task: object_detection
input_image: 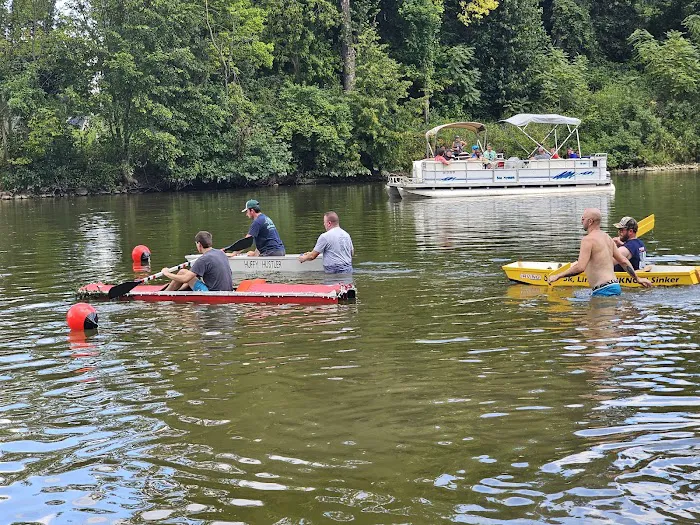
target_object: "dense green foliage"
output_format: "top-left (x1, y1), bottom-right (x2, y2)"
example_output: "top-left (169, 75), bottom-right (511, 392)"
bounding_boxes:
top-left (1, 0), bottom-right (699, 193)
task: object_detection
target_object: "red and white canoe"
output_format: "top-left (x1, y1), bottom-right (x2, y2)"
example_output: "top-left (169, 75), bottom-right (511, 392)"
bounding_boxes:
top-left (78, 279), bottom-right (356, 304)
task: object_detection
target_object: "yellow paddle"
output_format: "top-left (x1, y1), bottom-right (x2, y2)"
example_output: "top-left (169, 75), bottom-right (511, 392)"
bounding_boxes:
top-left (636, 214), bottom-right (654, 237)
top-left (547, 214), bottom-right (655, 285)
top-left (547, 262), bottom-right (571, 285)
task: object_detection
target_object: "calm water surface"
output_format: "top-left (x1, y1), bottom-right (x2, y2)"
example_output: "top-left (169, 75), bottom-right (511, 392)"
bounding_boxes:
top-left (1, 172), bottom-right (699, 524)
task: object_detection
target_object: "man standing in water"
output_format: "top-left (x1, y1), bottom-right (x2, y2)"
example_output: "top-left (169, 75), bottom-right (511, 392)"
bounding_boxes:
top-left (549, 208), bottom-right (652, 296)
top-left (299, 211), bottom-right (354, 273)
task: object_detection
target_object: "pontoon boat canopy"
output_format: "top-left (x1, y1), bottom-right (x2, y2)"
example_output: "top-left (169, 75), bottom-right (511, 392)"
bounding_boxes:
top-left (426, 122), bottom-right (486, 139)
top-left (501, 114), bottom-right (581, 127)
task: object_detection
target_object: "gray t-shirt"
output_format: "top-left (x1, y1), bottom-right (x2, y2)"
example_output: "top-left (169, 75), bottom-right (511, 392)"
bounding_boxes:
top-left (191, 249), bottom-right (233, 291)
top-left (313, 226), bottom-right (353, 273)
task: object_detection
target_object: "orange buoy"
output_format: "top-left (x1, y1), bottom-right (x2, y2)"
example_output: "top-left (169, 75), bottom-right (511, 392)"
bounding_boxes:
top-left (66, 303), bottom-right (98, 331)
top-left (131, 245), bottom-right (151, 263)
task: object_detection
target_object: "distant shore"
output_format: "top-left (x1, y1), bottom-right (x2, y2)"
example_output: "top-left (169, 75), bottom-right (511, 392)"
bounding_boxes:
top-left (2, 165), bottom-right (699, 199)
top-left (612, 163), bottom-right (700, 174)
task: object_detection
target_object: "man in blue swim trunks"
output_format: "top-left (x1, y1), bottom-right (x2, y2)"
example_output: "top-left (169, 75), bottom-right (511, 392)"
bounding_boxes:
top-left (162, 231), bottom-right (233, 291)
top-left (549, 208), bottom-right (652, 296)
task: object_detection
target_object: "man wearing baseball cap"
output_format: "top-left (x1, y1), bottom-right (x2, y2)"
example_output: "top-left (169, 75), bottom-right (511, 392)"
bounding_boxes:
top-left (612, 216), bottom-right (647, 272)
top-left (237, 199), bottom-right (286, 257)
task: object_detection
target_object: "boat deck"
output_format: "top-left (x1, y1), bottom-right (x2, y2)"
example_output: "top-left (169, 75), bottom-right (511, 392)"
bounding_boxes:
top-left (78, 281), bottom-right (356, 304)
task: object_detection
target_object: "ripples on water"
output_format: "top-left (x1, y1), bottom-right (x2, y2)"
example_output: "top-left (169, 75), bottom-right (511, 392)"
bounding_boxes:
top-left (1, 178), bottom-right (700, 523)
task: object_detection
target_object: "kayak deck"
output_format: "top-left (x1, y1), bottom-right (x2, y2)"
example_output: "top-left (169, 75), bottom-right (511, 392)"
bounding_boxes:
top-left (502, 261), bottom-right (700, 287)
top-left (78, 280), bottom-right (356, 304)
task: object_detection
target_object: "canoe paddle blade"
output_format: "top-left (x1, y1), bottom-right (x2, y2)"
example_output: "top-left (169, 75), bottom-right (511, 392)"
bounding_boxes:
top-left (223, 237), bottom-right (254, 252)
top-left (108, 261), bottom-right (192, 300)
top-left (637, 214), bottom-right (654, 237)
top-left (107, 280), bottom-right (140, 300)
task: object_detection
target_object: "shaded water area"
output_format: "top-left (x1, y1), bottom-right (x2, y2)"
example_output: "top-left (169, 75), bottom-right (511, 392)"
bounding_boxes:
top-left (1, 172), bottom-right (699, 524)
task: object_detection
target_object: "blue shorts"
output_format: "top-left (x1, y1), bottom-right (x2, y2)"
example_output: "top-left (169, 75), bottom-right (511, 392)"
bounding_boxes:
top-left (591, 282), bottom-right (621, 297)
top-left (191, 280), bottom-right (209, 292)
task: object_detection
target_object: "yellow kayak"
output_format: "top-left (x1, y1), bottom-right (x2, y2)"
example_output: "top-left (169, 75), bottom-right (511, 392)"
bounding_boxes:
top-left (502, 261), bottom-right (700, 287)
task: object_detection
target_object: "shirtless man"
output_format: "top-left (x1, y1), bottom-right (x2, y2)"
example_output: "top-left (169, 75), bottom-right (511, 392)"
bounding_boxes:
top-left (549, 208), bottom-right (652, 296)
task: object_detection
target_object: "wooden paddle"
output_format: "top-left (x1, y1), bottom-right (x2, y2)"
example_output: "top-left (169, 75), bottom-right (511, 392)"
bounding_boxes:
top-left (547, 214), bottom-right (655, 286)
top-left (108, 237), bottom-right (253, 299)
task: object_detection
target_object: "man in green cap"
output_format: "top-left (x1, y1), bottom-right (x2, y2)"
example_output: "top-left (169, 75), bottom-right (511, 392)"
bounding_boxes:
top-left (238, 199), bottom-right (286, 256)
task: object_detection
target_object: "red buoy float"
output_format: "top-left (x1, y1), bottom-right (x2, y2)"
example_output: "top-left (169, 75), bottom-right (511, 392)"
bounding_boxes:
top-left (131, 245), bottom-right (151, 263)
top-left (66, 303), bottom-right (98, 331)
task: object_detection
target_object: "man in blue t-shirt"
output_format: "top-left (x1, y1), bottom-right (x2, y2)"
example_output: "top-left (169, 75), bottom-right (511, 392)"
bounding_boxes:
top-left (612, 216), bottom-right (647, 272)
top-left (239, 199), bottom-right (286, 256)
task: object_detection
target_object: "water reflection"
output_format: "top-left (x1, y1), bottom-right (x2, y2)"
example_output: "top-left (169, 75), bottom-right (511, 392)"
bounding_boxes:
top-left (401, 192), bottom-right (614, 253)
top-left (78, 212), bottom-right (121, 276)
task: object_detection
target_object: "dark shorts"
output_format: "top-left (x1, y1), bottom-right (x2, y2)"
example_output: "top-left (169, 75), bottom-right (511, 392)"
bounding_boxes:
top-left (260, 250), bottom-right (286, 256)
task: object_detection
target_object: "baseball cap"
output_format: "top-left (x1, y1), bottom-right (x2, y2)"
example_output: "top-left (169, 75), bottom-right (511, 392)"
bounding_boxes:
top-left (613, 216), bottom-right (638, 230)
top-left (241, 199), bottom-right (260, 212)
top-left (471, 145), bottom-right (478, 150)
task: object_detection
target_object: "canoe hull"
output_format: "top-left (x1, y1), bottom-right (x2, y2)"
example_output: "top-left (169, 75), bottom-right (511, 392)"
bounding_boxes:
top-left (78, 282), bottom-right (356, 304)
top-left (502, 261), bottom-right (700, 287)
top-left (185, 254), bottom-right (325, 273)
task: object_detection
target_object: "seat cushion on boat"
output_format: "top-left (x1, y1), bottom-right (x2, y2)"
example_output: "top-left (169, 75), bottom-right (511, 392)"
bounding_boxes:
top-left (236, 278), bottom-right (266, 292)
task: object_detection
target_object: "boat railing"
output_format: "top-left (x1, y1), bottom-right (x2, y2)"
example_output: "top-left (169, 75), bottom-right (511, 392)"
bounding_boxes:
top-left (408, 158), bottom-right (609, 185)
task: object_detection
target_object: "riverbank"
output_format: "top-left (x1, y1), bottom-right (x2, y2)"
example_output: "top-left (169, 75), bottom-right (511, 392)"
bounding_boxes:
top-left (2, 165), bottom-right (698, 199)
top-left (612, 163), bottom-right (700, 174)
top-left (0, 174), bottom-right (386, 200)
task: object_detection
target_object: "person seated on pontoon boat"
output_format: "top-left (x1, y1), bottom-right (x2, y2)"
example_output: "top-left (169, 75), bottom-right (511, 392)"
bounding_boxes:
top-left (434, 147), bottom-right (451, 165)
top-left (299, 211), bottom-right (354, 274)
top-left (452, 137), bottom-right (466, 154)
top-left (444, 148), bottom-right (455, 160)
top-left (612, 216), bottom-right (647, 272)
top-left (162, 231), bottom-right (234, 292)
top-left (530, 146), bottom-right (550, 160)
top-left (470, 145), bottom-right (482, 159)
top-left (566, 147), bottom-right (580, 159)
top-left (483, 144), bottom-right (497, 167)
top-left (238, 199), bottom-right (286, 257)
top-left (549, 147), bottom-right (560, 159)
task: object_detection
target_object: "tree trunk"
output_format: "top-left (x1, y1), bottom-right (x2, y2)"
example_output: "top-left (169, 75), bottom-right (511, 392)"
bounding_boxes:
top-left (340, 0), bottom-right (355, 92)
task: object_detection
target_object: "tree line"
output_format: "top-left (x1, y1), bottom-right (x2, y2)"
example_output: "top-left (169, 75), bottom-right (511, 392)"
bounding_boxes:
top-left (1, 0), bottom-right (699, 193)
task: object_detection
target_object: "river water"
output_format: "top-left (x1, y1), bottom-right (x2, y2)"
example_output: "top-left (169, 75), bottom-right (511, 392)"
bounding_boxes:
top-left (1, 172), bottom-right (699, 524)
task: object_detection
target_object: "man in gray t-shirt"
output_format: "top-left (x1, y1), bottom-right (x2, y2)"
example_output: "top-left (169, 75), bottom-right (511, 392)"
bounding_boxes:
top-left (162, 231), bottom-right (233, 291)
top-left (299, 211), bottom-right (354, 273)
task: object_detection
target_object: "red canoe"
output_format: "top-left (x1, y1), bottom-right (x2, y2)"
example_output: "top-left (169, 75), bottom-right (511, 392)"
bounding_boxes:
top-left (78, 279), bottom-right (356, 304)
